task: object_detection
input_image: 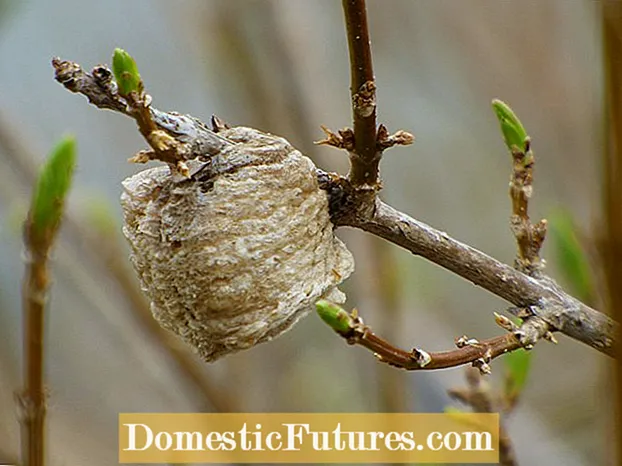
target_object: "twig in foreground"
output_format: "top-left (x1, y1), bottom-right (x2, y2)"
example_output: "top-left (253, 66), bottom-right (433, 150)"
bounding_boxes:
top-left (316, 300), bottom-right (523, 373)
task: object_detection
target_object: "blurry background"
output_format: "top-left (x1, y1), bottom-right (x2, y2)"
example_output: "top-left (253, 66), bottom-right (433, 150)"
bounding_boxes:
top-left (0, 1), bottom-right (613, 465)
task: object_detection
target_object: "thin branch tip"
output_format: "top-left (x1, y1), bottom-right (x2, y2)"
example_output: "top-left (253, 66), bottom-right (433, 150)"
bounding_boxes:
top-left (320, 303), bottom-right (525, 372)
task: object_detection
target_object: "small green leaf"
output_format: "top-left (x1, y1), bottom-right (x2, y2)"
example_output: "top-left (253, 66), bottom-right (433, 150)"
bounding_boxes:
top-left (29, 136), bottom-right (76, 241)
top-left (504, 348), bottom-right (532, 401)
top-left (492, 99), bottom-right (529, 153)
top-left (112, 48), bottom-right (142, 96)
top-left (548, 209), bottom-right (595, 303)
top-left (315, 300), bottom-right (353, 334)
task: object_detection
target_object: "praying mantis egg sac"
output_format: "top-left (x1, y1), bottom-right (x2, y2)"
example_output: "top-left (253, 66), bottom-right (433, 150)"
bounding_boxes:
top-left (121, 126), bottom-right (354, 362)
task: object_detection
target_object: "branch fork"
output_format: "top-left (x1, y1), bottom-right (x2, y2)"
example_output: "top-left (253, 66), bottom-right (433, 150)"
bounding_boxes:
top-left (352, 80), bottom-right (377, 118)
top-left (52, 37), bottom-right (618, 363)
top-left (52, 57), bottom-right (192, 177)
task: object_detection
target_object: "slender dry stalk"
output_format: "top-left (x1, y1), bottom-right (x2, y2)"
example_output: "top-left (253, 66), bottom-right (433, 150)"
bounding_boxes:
top-left (601, 1), bottom-right (622, 463)
top-left (507, 138), bottom-right (547, 275)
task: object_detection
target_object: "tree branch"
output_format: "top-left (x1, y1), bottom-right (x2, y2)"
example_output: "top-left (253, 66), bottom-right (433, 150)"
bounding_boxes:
top-left (52, 57), bottom-right (231, 170)
top-left (342, 0), bottom-right (378, 188)
top-left (317, 300), bottom-right (523, 372)
top-left (330, 196), bottom-right (617, 357)
top-left (52, 57), bottom-right (619, 359)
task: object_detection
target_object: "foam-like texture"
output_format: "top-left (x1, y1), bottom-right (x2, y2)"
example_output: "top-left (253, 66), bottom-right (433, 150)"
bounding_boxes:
top-left (121, 127), bottom-right (354, 361)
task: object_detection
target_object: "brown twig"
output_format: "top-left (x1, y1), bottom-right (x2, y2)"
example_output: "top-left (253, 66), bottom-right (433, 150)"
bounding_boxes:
top-left (601, 1), bottom-right (622, 463)
top-left (505, 127), bottom-right (554, 349)
top-left (19, 231), bottom-right (48, 466)
top-left (52, 57), bottom-right (230, 176)
top-left (326, 307), bottom-right (522, 372)
top-left (508, 139), bottom-right (547, 275)
top-left (329, 0), bottom-right (414, 192)
top-left (342, 0), bottom-right (378, 189)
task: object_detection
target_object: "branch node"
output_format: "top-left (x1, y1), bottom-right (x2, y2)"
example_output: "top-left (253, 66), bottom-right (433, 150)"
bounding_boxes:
top-left (353, 80), bottom-right (377, 118)
top-left (455, 335), bottom-right (481, 348)
top-left (376, 123), bottom-right (415, 151)
top-left (472, 358), bottom-right (492, 375)
top-left (494, 312), bottom-right (519, 332)
top-left (128, 149), bottom-right (153, 164)
top-left (512, 315), bottom-right (552, 348)
top-left (315, 125), bottom-right (355, 151)
top-left (211, 114), bottom-right (231, 133)
top-left (411, 348), bottom-right (432, 367)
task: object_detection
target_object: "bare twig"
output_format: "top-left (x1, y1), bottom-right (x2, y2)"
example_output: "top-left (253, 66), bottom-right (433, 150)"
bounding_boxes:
top-left (52, 58), bottom-right (619, 358)
top-left (342, 0), bottom-right (378, 189)
top-left (330, 0), bottom-right (414, 192)
top-left (508, 139), bottom-right (547, 275)
top-left (321, 304), bottom-right (522, 372)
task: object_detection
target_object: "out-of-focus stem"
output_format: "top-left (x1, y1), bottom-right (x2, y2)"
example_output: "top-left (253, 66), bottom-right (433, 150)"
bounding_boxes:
top-left (602, 1), bottom-right (622, 463)
top-left (20, 246), bottom-right (48, 466)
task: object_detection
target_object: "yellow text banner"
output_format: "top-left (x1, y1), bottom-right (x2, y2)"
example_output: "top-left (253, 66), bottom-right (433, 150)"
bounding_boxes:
top-left (119, 412), bottom-right (499, 463)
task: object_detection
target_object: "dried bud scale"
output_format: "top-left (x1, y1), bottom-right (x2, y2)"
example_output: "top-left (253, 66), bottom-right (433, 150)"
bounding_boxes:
top-left (121, 127), bottom-right (354, 361)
